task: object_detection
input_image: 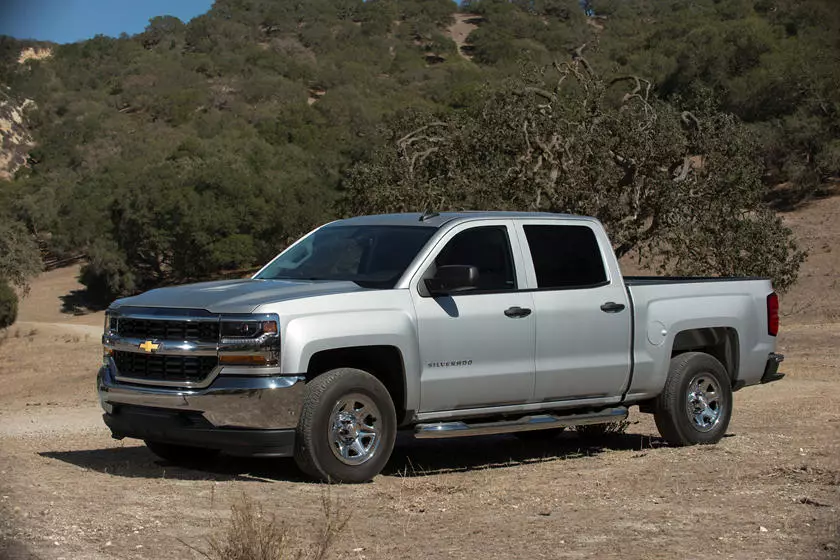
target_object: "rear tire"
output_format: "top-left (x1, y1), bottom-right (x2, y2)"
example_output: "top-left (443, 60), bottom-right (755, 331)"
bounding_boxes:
top-left (653, 352), bottom-right (732, 446)
top-left (144, 441), bottom-right (220, 465)
top-left (294, 368), bottom-right (397, 483)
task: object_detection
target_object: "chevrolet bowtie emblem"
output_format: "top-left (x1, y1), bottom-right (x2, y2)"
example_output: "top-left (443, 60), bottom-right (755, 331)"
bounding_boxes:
top-left (139, 340), bottom-right (160, 353)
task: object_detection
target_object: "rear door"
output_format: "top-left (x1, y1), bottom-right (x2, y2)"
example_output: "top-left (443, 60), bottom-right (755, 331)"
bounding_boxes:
top-left (410, 220), bottom-right (536, 412)
top-left (514, 220), bottom-right (632, 401)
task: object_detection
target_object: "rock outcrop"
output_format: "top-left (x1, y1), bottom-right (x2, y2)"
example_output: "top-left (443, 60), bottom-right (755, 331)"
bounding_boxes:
top-left (0, 89), bottom-right (35, 181)
top-left (0, 48), bottom-right (49, 181)
top-left (17, 47), bottom-right (52, 65)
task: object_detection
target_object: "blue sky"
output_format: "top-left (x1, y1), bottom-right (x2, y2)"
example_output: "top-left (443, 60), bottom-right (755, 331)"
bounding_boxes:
top-left (0, 0), bottom-right (215, 44)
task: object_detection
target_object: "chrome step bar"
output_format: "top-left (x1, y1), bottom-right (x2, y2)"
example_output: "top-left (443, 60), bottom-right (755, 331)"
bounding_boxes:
top-left (414, 407), bottom-right (628, 439)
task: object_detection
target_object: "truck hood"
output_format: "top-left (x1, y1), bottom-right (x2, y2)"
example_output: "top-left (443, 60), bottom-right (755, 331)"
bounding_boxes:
top-left (111, 279), bottom-right (367, 314)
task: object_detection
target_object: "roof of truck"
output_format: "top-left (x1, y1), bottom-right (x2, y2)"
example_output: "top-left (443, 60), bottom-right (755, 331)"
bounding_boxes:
top-left (331, 211), bottom-right (594, 228)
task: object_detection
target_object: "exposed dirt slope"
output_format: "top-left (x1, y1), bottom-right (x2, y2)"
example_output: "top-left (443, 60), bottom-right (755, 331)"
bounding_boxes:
top-left (446, 13), bottom-right (481, 60)
top-left (778, 192), bottom-right (840, 323)
top-left (16, 266), bottom-right (104, 327)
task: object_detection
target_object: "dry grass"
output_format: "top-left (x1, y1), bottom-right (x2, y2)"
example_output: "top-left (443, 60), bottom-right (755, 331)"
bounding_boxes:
top-left (204, 494), bottom-right (293, 560)
top-left (184, 489), bottom-right (350, 560)
top-left (574, 420), bottom-right (631, 436)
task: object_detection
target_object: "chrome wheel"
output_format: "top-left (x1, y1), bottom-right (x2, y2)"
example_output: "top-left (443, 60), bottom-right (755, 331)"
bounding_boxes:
top-left (328, 394), bottom-right (381, 466)
top-left (685, 373), bottom-right (724, 432)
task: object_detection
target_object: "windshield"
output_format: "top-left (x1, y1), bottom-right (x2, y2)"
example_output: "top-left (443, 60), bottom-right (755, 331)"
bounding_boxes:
top-left (255, 225), bottom-right (437, 289)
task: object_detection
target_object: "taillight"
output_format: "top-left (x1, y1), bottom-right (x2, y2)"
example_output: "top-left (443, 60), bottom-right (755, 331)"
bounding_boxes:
top-left (767, 292), bottom-right (779, 336)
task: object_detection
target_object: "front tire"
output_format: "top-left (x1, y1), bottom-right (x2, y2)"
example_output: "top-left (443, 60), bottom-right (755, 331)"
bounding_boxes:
top-left (294, 368), bottom-right (397, 483)
top-left (654, 352), bottom-right (732, 446)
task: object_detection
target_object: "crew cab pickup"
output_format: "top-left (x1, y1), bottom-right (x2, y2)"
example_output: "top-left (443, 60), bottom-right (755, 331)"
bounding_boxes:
top-left (98, 212), bottom-right (785, 482)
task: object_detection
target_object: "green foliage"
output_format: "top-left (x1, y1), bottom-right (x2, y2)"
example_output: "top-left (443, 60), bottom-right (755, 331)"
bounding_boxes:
top-left (79, 240), bottom-right (136, 301)
top-left (0, 219), bottom-right (42, 291)
top-left (342, 58), bottom-right (806, 291)
top-left (0, 280), bottom-right (17, 329)
top-left (3, 0), bottom-right (834, 298)
top-left (1, 0), bottom-right (479, 297)
top-left (465, 0), bottom-right (587, 66)
top-left (589, 0), bottom-right (840, 204)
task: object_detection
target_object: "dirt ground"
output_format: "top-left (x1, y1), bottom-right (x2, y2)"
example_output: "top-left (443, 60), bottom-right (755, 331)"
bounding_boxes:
top-left (1, 197), bottom-right (838, 560)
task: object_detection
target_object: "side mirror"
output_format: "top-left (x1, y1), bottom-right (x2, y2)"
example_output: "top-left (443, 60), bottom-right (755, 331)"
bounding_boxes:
top-left (425, 265), bottom-right (479, 296)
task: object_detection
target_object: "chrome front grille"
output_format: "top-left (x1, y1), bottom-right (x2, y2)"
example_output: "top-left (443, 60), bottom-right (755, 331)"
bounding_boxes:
top-left (104, 308), bottom-right (281, 388)
top-left (113, 351), bottom-right (218, 384)
top-left (116, 318), bottom-right (220, 342)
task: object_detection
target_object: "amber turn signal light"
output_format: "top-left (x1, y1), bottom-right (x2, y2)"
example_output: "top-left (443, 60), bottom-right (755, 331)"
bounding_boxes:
top-left (219, 355), bottom-right (271, 366)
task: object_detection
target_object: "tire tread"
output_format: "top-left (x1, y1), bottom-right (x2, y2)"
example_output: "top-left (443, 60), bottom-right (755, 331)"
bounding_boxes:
top-left (294, 368), bottom-right (396, 483)
top-left (653, 352), bottom-right (732, 446)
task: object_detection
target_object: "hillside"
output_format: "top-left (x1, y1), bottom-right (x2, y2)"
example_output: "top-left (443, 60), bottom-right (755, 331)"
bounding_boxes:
top-left (0, 0), bottom-right (838, 302)
top-left (779, 186), bottom-right (840, 323)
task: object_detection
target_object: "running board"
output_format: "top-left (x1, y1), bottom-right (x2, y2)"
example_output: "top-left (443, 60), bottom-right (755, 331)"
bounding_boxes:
top-left (414, 407), bottom-right (628, 439)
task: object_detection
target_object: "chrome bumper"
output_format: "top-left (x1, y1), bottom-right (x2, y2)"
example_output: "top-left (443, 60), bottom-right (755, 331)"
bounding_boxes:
top-left (97, 365), bottom-right (306, 430)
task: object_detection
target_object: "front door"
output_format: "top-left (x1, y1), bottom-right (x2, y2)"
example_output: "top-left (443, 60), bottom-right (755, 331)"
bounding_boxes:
top-left (411, 221), bottom-right (536, 413)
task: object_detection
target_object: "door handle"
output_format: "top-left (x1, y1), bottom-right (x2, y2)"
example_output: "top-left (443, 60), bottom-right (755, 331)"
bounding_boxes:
top-left (504, 306), bottom-right (532, 318)
top-left (600, 301), bottom-right (626, 313)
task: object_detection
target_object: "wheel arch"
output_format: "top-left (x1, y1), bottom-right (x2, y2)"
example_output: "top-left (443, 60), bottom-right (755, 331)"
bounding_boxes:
top-left (306, 345), bottom-right (409, 425)
top-left (671, 327), bottom-right (739, 384)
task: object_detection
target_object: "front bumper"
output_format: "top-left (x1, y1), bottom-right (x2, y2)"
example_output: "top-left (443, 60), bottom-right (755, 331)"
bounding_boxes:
top-left (98, 365), bottom-right (306, 456)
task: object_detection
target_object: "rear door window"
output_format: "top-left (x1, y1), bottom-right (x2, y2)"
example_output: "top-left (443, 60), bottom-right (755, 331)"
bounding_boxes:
top-left (523, 225), bottom-right (608, 289)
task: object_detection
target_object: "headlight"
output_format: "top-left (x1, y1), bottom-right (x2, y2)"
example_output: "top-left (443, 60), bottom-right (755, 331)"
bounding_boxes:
top-left (220, 320), bottom-right (278, 339)
top-left (218, 315), bottom-right (281, 368)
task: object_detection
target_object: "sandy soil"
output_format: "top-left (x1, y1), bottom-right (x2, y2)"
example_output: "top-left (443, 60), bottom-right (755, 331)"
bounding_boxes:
top-left (1, 199), bottom-right (838, 560)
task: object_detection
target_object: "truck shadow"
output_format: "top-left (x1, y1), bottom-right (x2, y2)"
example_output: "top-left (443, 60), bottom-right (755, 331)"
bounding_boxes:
top-left (383, 431), bottom-right (663, 477)
top-left (40, 431), bottom-right (663, 482)
top-left (39, 446), bottom-right (306, 483)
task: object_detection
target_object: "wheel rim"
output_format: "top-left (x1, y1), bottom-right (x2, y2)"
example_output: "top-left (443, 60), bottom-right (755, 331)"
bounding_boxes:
top-left (328, 394), bottom-right (382, 466)
top-left (685, 373), bottom-right (725, 433)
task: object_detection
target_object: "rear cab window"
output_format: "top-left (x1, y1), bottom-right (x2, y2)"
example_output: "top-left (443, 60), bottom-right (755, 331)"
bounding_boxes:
top-left (522, 224), bottom-right (608, 289)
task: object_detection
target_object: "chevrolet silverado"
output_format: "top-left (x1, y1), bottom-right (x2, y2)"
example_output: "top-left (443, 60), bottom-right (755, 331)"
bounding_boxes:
top-left (98, 212), bottom-right (784, 482)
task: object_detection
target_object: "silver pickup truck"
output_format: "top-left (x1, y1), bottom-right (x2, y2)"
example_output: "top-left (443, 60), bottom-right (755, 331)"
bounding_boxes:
top-left (98, 212), bottom-right (784, 482)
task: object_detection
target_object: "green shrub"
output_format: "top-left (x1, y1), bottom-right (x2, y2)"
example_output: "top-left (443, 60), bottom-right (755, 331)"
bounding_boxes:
top-left (0, 281), bottom-right (18, 329)
top-left (79, 241), bottom-right (137, 302)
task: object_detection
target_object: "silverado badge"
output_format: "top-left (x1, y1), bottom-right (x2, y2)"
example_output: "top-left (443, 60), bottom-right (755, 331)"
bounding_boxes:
top-left (138, 340), bottom-right (160, 353)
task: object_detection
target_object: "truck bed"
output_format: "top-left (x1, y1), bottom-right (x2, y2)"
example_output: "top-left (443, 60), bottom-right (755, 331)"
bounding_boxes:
top-left (623, 276), bottom-right (776, 399)
top-left (624, 276), bottom-right (769, 286)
